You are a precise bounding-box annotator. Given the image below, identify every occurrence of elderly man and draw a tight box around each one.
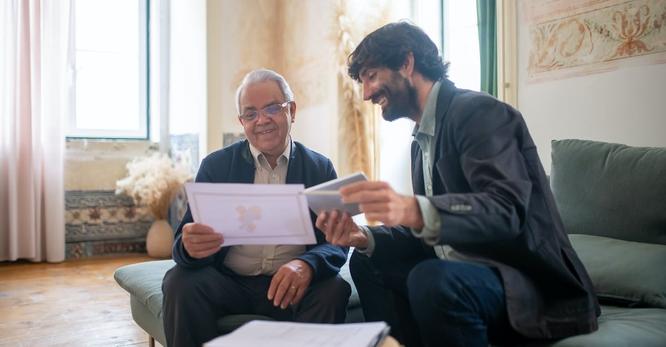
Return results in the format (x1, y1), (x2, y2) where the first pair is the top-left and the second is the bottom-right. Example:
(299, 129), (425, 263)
(317, 22), (598, 347)
(162, 69), (350, 347)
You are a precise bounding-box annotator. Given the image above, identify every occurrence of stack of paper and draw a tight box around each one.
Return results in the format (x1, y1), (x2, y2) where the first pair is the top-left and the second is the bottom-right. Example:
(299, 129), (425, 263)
(204, 320), (390, 347)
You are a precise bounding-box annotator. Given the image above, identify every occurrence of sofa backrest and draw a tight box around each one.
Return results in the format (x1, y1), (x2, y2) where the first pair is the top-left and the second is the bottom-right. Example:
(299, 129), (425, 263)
(550, 139), (666, 245)
(551, 139), (666, 308)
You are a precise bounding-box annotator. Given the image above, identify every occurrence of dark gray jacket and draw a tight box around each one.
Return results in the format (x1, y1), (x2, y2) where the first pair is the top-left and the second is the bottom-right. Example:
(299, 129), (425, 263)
(370, 79), (599, 339)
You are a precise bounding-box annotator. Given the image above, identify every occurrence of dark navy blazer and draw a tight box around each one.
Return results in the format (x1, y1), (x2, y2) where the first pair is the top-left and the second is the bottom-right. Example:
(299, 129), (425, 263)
(369, 79), (599, 339)
(172, 140), (348, 283)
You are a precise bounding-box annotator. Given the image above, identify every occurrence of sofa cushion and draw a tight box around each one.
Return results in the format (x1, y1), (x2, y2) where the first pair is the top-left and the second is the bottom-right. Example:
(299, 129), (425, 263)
(569, 234), (666, 308)
(550, 139), (666, 245)
(534, 305), (666, 347)
(114, 259), (175, 319)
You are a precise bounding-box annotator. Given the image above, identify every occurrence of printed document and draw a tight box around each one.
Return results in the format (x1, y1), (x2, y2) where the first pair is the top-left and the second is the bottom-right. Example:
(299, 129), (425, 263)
(185, 183), (316, 246)
(204, 320), (390, 347)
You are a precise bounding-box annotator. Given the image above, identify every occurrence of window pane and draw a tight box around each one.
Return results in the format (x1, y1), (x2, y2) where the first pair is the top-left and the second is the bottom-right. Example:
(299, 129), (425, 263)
(71, 0), (147, 138)
(444, 0), (480, 91)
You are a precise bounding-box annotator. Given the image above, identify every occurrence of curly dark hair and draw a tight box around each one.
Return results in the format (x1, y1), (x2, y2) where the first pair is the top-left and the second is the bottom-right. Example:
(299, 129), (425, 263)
(348, 21), (448, 82)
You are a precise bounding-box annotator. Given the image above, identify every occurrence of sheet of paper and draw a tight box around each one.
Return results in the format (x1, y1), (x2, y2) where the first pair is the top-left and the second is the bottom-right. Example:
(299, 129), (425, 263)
(185, 183), (316, 246)
(304, 172), (368, 216)
(204, 320), (390, 347)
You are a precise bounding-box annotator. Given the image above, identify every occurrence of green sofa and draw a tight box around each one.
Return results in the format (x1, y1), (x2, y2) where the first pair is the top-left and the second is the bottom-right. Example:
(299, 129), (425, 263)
(115, 139), (666, 346)
(114, 254), (363, 347)
(535, 139), (666, 347)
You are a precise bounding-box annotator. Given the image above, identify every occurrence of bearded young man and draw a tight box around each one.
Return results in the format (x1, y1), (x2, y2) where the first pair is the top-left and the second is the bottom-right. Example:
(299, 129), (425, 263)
(316, 22), (599, 347)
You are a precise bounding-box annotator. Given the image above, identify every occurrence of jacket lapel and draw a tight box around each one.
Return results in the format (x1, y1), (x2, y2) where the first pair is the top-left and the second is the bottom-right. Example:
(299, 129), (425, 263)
(285, 140), (302, 184)
(432, 79), (456, 190)
(230, 140), (256, 184)
(411, 141), (425, 195)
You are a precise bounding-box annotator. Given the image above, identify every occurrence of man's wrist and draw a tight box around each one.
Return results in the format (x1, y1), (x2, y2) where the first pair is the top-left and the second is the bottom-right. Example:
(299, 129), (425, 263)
(353, 226), (370, 249)
(355, 226), (376, 256)
(292, 259), (314, 279)
(403, 196), (425, 229)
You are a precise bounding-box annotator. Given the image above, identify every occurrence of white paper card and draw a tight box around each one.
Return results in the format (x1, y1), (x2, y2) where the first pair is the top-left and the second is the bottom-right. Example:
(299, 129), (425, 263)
(204, 320), (390, 347)
(304, 172), (368, 216)
(185, 183), (316, 246)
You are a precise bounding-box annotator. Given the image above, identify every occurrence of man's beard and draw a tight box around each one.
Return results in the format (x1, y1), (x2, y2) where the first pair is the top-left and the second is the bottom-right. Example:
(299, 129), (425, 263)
(380, 73), (419, 122)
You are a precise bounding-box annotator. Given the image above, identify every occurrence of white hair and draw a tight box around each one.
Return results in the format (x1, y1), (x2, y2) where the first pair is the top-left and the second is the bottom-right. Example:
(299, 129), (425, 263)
(235, 69), (295, 114)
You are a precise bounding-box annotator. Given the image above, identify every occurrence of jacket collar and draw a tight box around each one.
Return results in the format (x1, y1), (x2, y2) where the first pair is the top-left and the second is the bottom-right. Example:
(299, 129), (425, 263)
(433, 78), (457, 138)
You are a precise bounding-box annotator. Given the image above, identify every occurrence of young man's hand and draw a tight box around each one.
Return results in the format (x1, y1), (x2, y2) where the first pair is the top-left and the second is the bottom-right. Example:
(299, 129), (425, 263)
(315, 210), (369, 248)
(341, 181), (424, 229)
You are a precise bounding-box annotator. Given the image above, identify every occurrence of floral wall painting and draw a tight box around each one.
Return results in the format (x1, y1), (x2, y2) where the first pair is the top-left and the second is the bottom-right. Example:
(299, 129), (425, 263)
(522, 0), (666, 82)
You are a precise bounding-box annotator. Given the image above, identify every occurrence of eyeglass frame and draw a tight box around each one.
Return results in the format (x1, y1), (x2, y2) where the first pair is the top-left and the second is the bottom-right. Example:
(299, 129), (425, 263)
(238, 101), (293, 122)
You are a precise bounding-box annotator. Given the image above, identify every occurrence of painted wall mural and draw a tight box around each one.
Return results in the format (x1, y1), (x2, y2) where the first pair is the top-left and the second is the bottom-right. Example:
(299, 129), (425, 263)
(522, 0), (666, 82)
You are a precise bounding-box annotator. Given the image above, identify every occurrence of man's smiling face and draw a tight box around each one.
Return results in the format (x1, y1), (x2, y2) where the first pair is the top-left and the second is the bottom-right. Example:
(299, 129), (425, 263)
(238, 80), (293, 157)
(360, 66), (419, 121)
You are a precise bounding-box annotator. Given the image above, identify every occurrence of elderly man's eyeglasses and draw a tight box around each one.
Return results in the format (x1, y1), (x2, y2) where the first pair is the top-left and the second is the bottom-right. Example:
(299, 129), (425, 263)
(239, 101), (291, 122)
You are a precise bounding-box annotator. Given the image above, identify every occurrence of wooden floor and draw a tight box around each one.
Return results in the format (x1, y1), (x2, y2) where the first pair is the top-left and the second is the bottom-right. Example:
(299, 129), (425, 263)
(0, 255), (163, 347)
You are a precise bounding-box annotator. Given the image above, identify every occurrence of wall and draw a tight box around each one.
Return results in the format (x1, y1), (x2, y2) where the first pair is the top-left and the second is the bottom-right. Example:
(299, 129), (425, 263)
(516, 2), (666, 172)
(207, 0), (283, 154)
(206, 0), (340, 166)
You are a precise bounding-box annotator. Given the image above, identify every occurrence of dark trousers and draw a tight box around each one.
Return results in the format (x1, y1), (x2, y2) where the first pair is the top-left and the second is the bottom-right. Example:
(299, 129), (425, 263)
(350, 250), (427, 347)
(162, 265), (351, 347)
(351, 251), (519, 347)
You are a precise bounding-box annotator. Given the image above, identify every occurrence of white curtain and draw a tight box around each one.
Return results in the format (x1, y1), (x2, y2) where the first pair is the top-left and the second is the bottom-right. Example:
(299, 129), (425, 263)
(0, 0), (71, 262)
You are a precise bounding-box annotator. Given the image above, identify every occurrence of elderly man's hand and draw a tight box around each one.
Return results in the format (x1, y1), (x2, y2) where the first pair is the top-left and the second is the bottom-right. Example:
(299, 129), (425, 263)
(182, 223), (224, 259)
(315, 210), (368, 248)
(267, 259), (313, 309)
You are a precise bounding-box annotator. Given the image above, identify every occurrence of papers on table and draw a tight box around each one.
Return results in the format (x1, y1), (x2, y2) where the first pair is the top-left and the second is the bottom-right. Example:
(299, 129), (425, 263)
(304, 172), (368, 216)
(185, 183), (316, 246)
(204, 320), (390, 347)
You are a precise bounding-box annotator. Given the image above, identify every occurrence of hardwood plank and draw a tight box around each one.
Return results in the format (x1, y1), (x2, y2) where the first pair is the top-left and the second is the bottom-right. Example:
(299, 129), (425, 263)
(0, 255), (161, 346)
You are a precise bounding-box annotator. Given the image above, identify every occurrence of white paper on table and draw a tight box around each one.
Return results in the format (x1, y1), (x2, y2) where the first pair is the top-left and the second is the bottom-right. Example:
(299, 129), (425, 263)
(184, 182), (316, 246)
(204, 320), (390, 347)
(304, 172), (368, 216)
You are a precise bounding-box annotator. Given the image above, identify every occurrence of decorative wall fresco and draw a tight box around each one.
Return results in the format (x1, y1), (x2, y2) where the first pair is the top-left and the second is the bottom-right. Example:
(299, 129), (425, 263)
(523, 0), (666, 81)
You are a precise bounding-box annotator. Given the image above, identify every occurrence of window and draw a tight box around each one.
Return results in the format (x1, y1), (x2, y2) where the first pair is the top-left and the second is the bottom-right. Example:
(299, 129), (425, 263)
(441, 0), (480, 91)
(67, 0), (149, 139)
(414, 0), (481, 90)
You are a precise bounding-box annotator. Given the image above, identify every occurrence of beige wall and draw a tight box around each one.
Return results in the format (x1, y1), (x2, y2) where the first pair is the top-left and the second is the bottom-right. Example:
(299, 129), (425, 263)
(206, 0), (402, 174)
(65, 141), (156, 190)
(206, 0), (341, 167)
(516, 2), (666, 172)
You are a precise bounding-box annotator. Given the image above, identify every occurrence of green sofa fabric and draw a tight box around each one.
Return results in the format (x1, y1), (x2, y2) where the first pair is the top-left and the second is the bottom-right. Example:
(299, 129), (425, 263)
(550, 139), (666, 245)
(547, 139), (666, 346)
(569, 234), (666, 308)
(538, 305), (666, 347)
